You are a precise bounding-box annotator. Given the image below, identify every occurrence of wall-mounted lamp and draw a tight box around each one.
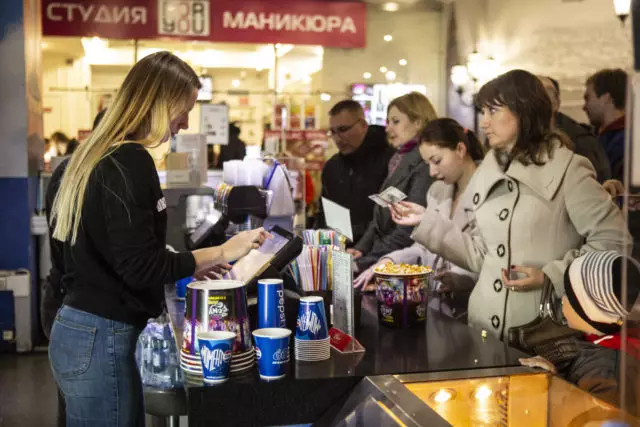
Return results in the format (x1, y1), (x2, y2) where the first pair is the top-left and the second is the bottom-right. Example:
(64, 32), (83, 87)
(450, 51), (501, 133)
(614, 0), (631, 24)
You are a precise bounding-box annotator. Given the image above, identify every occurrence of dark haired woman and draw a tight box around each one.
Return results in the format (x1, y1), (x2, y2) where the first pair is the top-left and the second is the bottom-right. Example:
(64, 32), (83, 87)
(355, 118), (484, 318)
(393, 70), (630, 338)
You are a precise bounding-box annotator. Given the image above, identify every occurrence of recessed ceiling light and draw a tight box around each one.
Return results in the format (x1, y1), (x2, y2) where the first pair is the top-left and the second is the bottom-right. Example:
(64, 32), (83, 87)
(474, 386), (493, 401)
(232, 79), (240, 88)
(382, 2), (399, 12)
(385, 70), (396, 81)
(320, 92), (332, 102)
(383, 34), (393, 42)
(363, 72), (372, 79)
(379, 66), (388, 73)
(399, 59), (407, 66)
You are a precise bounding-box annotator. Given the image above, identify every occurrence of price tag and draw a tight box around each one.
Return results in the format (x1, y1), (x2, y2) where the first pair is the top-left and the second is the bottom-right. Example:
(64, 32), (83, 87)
(331, 251), (365, 354)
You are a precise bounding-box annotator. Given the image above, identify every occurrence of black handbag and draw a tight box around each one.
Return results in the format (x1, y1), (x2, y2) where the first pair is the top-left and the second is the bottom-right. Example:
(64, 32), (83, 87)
(507, 278), (582, 362)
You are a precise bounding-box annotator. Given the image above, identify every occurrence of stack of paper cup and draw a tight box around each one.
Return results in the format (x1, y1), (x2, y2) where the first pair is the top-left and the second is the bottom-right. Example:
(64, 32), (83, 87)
(294, 296), (330, 362)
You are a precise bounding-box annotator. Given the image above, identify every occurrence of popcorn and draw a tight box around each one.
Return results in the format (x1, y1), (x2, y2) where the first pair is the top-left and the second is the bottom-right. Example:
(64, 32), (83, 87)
(374, 261), (432, 275)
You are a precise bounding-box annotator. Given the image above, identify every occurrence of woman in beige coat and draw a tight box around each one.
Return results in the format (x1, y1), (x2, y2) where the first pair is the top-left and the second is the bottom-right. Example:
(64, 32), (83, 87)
(391, 70), (630, 340)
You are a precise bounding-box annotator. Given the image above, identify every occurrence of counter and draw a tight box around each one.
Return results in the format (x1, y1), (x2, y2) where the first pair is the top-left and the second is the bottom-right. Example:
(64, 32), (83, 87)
(165, 284), (528, 426)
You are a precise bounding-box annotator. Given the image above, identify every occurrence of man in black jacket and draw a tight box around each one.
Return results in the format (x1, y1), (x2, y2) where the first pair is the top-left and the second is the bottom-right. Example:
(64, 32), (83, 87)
(541, 76), (611, 182)
(314, 100), (395, 245)
(540, 76), (611, 183)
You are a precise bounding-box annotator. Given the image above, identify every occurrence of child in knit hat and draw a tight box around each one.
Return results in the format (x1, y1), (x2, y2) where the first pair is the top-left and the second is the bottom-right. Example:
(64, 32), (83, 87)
(520, 250), (640, 409)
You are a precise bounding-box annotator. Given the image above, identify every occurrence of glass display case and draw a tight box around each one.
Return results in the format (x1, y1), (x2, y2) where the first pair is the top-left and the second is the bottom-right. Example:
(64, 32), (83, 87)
(319, 368), (640, 426)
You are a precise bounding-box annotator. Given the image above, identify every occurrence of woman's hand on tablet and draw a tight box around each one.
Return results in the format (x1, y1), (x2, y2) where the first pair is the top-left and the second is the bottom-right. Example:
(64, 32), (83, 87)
(221, 228), (272, 263)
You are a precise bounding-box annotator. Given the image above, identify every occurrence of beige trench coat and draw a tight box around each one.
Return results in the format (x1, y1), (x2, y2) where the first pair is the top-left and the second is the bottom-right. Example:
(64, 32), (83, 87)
(411, 144), (630, 339)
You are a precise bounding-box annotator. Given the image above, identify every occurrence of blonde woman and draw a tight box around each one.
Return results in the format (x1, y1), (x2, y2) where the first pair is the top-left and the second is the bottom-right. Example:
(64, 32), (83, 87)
(349, 92), (437, 275)
(49, 52), (268, 426)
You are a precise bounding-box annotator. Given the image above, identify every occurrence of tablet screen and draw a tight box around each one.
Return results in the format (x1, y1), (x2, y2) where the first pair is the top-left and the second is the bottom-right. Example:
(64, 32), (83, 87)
(223, 230), (290, 283)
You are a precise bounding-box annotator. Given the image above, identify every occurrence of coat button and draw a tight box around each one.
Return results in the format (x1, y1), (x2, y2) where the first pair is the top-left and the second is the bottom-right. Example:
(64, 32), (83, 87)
(473, 193), (480, 205)
(491, 315), (500, 329)
(507, 181), (514, 192)
(499, 208), (509, 221)
(497, 244), (505, 257)
(493, 279), (503, 292)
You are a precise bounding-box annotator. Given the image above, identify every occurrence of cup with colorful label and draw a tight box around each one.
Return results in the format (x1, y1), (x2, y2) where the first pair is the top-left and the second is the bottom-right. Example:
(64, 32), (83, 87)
(197, 331), (235, 384)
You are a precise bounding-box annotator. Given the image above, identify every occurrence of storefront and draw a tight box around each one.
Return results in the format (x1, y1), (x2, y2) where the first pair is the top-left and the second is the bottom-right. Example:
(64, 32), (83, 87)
(39, 0), (448, 169)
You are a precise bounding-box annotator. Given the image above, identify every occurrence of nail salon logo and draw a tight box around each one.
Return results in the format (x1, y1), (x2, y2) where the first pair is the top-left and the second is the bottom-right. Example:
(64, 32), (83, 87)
(208, 301), (229, 318)
(380, 306), (393, 318)
(272, 347), (289, 363)
(256, 347), (262, 360)
(297, 311), (322, 336)
(200, 346), (231, 371)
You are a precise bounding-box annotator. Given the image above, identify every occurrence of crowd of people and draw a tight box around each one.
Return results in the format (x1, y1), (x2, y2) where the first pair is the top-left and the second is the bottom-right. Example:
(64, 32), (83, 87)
(315, 68), (639, 409)
(42, 53), (638, 424)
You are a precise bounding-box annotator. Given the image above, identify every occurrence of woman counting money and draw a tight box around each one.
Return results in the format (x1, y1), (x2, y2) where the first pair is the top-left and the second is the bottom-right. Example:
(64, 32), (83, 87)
(48, 52), (270, 426)
(392, 70), (629, 340)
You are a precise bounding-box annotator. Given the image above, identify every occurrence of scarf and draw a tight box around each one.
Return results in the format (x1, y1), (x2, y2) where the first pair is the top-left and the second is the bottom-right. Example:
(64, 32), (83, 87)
(388, 139), (418, 176)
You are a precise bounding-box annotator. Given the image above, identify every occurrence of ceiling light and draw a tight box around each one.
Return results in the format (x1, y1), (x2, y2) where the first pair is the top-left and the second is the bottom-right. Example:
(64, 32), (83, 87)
(474, 386), (493, 401)
(240, 71), (247, 78)
(382, 2), (399, 12)
(301, 75), (312, 84)
(81, 36), (108, 52)
(363, 72), (372, 79)
(614, 0), (631, 23)
(451, 65), (470, 87)
(379, 66), (388, 73)
(399, 59), (407, 66)
(320, 92), (332, 102)
(385, 70), (396, 81)
(232, 79), (240, 88)
(431, 389), (456, 404)
(383, 34), (393, 42)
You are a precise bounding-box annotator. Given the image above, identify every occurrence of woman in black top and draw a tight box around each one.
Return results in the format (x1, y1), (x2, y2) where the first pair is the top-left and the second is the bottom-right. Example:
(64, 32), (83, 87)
(48, 52), (268, 426)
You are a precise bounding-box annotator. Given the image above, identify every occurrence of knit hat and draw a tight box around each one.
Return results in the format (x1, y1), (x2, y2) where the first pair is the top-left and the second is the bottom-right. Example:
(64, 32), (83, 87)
(564, 251), (640, 334)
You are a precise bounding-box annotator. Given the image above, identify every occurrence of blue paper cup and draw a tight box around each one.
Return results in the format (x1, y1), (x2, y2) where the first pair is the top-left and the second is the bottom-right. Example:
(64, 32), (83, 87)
(252, 328), (291, 380)
(295, 296), (329, 340)
(258, 279), (286, 329)
(176, 276), (192, 300)
(197, 331), (235, 384)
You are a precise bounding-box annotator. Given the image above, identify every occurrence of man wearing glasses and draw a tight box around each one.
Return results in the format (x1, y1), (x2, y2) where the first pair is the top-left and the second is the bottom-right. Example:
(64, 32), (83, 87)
(314, 100), (394, 245)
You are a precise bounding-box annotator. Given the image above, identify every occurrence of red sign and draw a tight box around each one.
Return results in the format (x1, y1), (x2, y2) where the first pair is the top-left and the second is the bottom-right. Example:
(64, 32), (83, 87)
(42, 0), (366, 48)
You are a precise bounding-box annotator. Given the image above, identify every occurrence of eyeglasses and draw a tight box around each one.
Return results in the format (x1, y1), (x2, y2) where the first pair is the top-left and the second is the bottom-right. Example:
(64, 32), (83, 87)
(327, 120), (361, 137)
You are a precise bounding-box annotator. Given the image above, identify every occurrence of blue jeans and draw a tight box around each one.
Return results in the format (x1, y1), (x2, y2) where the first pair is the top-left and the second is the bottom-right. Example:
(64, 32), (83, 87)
(49, 305), (145, 427)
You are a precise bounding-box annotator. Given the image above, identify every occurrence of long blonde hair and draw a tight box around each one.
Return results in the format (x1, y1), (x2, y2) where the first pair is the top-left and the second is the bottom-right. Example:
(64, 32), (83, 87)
(388, 92), (438, 135)
(52, 51), (200, 244)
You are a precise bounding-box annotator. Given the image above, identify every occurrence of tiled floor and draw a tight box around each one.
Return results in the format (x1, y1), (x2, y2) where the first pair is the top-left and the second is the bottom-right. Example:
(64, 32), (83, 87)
(0, 351), (58, 427)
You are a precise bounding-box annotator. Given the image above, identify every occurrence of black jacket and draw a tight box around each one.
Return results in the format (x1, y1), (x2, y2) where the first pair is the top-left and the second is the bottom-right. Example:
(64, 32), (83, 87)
(556, 112), (611, 183)
(41, 159), (69, 338)
(209, 122), (246, 169)
(61, 143), (196, 328)
(314, 125), (395, 244)
(354, 147), (433, 271)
